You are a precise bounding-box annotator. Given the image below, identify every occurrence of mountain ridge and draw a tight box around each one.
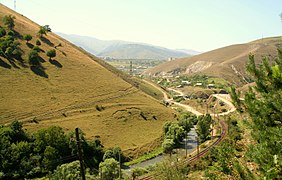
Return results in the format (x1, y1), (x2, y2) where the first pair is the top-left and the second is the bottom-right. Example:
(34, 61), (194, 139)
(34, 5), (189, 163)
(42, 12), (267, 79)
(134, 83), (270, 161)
(56, 32), (199, 59)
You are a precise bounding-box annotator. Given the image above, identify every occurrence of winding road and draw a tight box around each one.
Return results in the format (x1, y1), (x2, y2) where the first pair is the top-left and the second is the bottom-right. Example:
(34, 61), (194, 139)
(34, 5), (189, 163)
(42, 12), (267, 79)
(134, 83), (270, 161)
(138, 80), (236, 180)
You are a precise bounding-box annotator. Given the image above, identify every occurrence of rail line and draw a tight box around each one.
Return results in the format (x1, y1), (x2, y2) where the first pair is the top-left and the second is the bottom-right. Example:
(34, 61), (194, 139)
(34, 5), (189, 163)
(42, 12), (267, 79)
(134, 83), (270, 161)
(138, 80), (231, 180)
(140, 118), (227, 180)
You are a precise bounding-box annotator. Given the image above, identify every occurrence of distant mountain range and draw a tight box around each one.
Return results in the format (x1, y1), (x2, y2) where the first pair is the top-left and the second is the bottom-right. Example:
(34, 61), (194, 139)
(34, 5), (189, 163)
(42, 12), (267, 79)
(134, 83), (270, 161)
(56, 33), (201, 59)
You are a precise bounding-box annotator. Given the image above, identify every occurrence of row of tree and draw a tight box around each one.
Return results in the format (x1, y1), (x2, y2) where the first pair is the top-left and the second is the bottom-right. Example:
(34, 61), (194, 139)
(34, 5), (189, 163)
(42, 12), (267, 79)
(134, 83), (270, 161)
(0, 121), (105, 179)
(162, 112), (212, 155)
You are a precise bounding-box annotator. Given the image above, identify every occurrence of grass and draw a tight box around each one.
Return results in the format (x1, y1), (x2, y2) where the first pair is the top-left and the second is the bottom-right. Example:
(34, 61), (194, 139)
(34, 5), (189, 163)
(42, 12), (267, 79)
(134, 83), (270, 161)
(124, 147), (163, 166)
(131, 77), (165, 100)
(0, 4), (176, 157)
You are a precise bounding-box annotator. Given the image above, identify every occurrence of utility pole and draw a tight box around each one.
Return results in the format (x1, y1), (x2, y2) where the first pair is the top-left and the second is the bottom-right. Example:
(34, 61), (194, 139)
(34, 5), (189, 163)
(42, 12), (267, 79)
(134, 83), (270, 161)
(75, 128), (86, 180)
(185, 132), (188, 157)
(119, 151), (121, 180)
(197, 137), (199, 156)
(129, 61), (133, 75)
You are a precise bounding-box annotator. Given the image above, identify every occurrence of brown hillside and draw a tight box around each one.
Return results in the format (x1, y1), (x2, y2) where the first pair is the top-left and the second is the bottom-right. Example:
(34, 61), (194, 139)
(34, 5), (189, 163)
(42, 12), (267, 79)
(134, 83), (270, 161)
(144, 37), (281, 85)
(0, 5), (176, 157)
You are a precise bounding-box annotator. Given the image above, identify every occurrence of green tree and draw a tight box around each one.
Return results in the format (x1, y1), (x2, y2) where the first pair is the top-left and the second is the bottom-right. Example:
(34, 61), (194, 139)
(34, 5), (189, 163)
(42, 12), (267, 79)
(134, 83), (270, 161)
(196, 114), (212, 143)
(2, 15), (15, 30)
(164, 122), (185, 145)
(28, 50), (40, 66)
(38, 26), (47, 37)
(0, 27), (6, 37)
(162, 138), (174, 155)
(32, 46), (41, 53)
(102, 146), (124, 163)
(24, 34), (32, 43)
(241, 52), (282, 178)
(51, 161), (81, 179)
(153, 159), (187, 180)
(47, 49), (56, 60)
(99, 158), (119, 180)
(42, 146), (59, 171)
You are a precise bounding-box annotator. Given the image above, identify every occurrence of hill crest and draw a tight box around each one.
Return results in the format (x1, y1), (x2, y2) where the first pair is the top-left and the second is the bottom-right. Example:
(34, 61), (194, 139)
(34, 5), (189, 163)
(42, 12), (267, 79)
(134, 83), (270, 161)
(144, 37), (281, 85)
(0, 4), (175, 156)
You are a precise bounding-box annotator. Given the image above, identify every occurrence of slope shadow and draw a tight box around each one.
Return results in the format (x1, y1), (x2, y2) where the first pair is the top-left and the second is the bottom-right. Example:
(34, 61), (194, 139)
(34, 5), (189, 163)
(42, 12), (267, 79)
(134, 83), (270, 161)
(0, 58), (11, 69)
(58, 49), (67, 56)
(26, 43), (34, 49)
(38, 56), (46, 63)
(30, 65), (48, 78)
(7, 58), (20, 69)
(49, 59), (62, 68)
(40, 36), (54, 47)
(14, 30), (23, 40)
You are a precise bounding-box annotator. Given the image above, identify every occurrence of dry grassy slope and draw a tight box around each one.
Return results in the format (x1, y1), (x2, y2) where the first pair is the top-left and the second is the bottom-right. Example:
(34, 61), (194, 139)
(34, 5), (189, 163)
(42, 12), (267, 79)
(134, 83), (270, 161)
(145, 37), (281, 85)
(0, 5), (176, 157)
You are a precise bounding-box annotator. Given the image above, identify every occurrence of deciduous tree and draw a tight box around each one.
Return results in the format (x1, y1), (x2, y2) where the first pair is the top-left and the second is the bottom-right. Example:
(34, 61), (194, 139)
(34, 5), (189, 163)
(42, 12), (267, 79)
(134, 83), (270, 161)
(24, 34), (32, 43)
(46, 49), (56, 60)
(2, 15), (15, 30)
(99, 158), (119, 180)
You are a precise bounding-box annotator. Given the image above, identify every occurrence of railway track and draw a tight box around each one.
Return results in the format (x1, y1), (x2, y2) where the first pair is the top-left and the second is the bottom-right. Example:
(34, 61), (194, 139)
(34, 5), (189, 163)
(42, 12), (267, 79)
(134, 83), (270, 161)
(138, 80), (231, 180)
(140, 119), (227, 180)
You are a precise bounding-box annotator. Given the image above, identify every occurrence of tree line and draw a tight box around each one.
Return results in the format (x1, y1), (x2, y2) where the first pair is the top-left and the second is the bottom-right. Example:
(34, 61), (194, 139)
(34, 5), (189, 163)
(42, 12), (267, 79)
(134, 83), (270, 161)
(0, 120), (124, 179)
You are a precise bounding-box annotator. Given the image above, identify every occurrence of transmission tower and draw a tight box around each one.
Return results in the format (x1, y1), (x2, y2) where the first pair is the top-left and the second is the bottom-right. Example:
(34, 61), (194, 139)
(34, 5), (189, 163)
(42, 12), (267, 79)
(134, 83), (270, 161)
(14, 0), (16, 11)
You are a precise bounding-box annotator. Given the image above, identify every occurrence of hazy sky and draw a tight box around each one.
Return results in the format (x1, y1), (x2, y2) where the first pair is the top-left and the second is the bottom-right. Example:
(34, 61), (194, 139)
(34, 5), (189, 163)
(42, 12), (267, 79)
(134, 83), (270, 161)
(1, 0), (281, 52)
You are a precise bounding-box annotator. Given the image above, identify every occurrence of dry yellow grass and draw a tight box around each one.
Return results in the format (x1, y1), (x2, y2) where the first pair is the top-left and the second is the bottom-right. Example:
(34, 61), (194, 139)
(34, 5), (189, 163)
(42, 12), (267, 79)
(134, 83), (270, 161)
(145, 36), (281, 85)
(0, 5), (176, 157)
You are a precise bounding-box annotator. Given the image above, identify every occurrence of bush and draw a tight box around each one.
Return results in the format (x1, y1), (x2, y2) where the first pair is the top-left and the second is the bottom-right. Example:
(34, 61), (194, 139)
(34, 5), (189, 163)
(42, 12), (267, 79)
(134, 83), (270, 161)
(95, 105), (104, 111)
(36, 40), (41, 46)
(32, 46), (41, 52)
(0, 27), (6, 37)
(46, 49), (56, 60)
(28, 50), (40, 66)
(7, 30), (15, 36)
(219, 101), (225, 106)
(221, 108), (227, 112)
(24, 34), (32, 43)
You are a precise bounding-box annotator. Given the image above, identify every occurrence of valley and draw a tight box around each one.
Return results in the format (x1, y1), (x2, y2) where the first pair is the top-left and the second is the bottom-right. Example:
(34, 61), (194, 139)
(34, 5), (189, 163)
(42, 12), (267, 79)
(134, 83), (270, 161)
(0, 2), (281, 179)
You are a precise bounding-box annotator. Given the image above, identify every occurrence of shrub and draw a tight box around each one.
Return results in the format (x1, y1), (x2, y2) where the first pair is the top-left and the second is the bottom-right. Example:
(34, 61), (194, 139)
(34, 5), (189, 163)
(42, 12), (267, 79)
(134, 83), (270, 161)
(32, 46), (41, 52)
(28, 50), (40, 66)
(24, 34), (32, 43)
(36, 40), (41, 46)
(46, 49), (56, 60)
(0, 27), (6, 37)
(219, 101), (225, 106)
(2, 15), (15, 30)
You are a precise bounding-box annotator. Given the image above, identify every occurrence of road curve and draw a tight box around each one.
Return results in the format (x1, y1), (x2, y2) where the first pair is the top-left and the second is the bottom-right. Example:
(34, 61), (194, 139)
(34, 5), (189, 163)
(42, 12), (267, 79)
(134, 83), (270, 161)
(138, 80), (234, 180)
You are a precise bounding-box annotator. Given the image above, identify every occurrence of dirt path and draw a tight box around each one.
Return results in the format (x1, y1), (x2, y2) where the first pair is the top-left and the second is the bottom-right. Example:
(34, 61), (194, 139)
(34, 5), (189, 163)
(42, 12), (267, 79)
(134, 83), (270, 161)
(168, 88), (184, 96)
(144, 80), (203, 115)
(211, 94), (236, 116)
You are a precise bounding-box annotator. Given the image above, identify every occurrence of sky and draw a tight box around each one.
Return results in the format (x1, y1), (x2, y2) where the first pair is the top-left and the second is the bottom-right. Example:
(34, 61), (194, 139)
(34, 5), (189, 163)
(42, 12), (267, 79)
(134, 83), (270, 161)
(1, 0), (281, 52)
